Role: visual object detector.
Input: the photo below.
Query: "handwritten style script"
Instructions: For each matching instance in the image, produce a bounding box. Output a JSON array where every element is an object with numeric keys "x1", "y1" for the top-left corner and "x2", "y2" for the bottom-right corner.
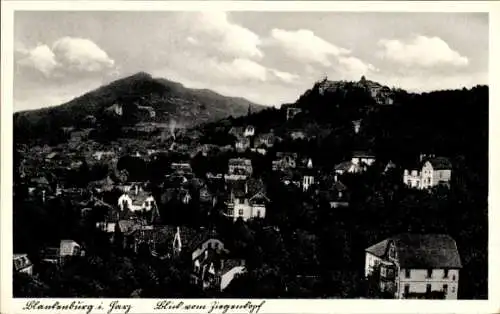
[{"x1": 23, "y1": 300, "x2": 132, "y2": 314}]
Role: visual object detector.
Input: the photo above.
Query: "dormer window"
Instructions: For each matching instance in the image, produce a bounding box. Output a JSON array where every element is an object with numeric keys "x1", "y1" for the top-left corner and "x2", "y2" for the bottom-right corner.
[{"x1": 388, "y1": 242, "x2": 396, "y2": 259}]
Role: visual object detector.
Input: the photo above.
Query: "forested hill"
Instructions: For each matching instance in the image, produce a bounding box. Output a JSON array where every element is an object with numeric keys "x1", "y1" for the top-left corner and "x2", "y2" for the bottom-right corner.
[
  {"x1": 13, "y1": 72, "x2": 263, "y2": 143},
  {"x1": 202, "y1": 77, "x2": 488, "y2": 172}
]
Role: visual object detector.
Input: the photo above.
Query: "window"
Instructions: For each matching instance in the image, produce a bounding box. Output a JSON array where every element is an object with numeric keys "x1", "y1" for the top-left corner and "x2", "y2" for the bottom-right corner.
[
  {"x1": 380, "y1": 267, "x2": 386, "y2": 277},
  {"x1": 452, "y1": 286, "x2": 456, "y2": 293},
  {"x1": 228, "y1": 209, "x2": 234, "y2": 216},
  {"x1": 443, "y1": 284, "x2": 448, "y2": 294},
  {"x1": 388, "y1": 243, "x2": 396, "y2": 259},
  {"x1": 426, "y1": 284, "x2": 431, "y2": 294},
  {"x1": 387, "y1": 268, "x2": 394, "y2": 278},
  {"x1": 427, "y1": 269, "x2": 433, "y2": 278},
  {"x1": 238, "y1": 209, "x2": 244, "y2": 216},
  {"x1": 405, "y1": 269, "x2": 411, "y2": 278},
  {"x1": 257, "y1": 210, "x2": 261, "y2": 217},
  {"x1": 444, "y1": 269, "x2": 449, "y2": 278}
]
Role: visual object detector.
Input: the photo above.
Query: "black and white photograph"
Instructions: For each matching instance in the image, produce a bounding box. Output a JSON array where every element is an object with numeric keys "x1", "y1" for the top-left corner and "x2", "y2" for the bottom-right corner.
[{"x1": 3, "y1": 2, "x2": 496, "y2": 309}]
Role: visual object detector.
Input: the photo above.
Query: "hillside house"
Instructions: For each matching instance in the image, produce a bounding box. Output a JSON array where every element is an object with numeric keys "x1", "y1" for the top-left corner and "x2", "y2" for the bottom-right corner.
[
  {"x1": 421, "y1": 157, "x2": 452, "y2": 189},
  {"x1": 254, "y1": 133, "x2": 277, "y2": 148},
  {"x1": 334, "y1": 151, "x2": 375, "y2": 175},
  {"x1": 228, "y1": 158, "x2": 253, "y2": 176},
  {"x1": 229, "y1": 126, "x2": 244, "y2": 138},
  {"x1": 13, "y1": 254, "x2": 33, "y2": 275},
  {"x1": 118, "y1": 184, "x2": 157, "y2": 212},
  {"x1": 171, "y1": 162, "x2": 193, "y2": 174},
  {"x1": 352, "y1": 151, "x2": 376, "y2": 166},
  {"x1": 224, "y1": 179, "x2": 268, "y2": 221},
  {"x1": 106, "y1": 103, "x2": 123, "y2": 116},
  {"x1": 403, "y1": 157, "x2": 452, "y2": 189},
  {"x1": 300, "y1": 158, "x2": 315, "y2": 191},
  {"x1": 244, "y1": 125, "x2": 255, "y2": 137},
  {"x1": 334, "y1": 161, "x2": 364, "y2": 175},
  {"x1": 289, "y1": 130, "x2": 307, "y2": 140},
  {"x1": 92, "y1": 151, "x2": 116, "y2": 161},
  {"x1": 192, "y1": 251, "x2": 246, "y2": 291},
  {"x1": 272, "y1": 152, "x2": 298, "y2": 171},
  {"x1": 365, "y1": 234, "x2": 462, "y2": 299},
  {"x1": 235, "y1": 137, "x2": 251, "y2": 153},
  {"x1": 41, "y1": 240, "x2": 83, "y2": 265}
]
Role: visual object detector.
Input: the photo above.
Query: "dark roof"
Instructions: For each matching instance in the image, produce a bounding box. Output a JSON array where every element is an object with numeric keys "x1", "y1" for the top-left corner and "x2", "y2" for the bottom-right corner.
[
  {"x1": 427, "y1": 157, "x2": 452, "y2": 170},
  {"x1": 334, "y1": 161, "x2": 352, "y2": 171},
  {"x1": 247, "y1": 178, "x2": 265, "y2": 196},
  {"x1": 366, "y1": 234, "x2": 462, "y2": 269},
  {"x1": 220, "y1": 258, "x2": 246, "y2": 274},
  {"x1": 30, "y1": 176, "x2": 50, "y2": 186}
]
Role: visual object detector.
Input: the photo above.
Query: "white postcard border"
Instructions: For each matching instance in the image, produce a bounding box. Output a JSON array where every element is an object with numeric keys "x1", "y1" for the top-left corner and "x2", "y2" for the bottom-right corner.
[{"x1": 2, "y1": 1, "x2": 499, "y2": 314}]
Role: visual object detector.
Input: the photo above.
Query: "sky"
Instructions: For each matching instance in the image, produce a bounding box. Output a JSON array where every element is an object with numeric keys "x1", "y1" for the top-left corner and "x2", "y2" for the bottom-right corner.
[{"x1": 13, "y1": 11, "x2": 488, "y2": 111}]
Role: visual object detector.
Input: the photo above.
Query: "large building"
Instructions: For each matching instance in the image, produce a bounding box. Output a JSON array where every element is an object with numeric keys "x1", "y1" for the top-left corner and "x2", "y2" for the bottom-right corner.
[
  {"x1": 403, "y1": 156, "x2": 452, "y2": 189},
  {"x1": 365, "y1": 233, "x2": 462, "y2": 299},
  {"x1": 224, "y1": 179, "x2": 268, "y2": 221},
  {"x1": 117, "y1": 184, "x2": 157, "y2": 212}
]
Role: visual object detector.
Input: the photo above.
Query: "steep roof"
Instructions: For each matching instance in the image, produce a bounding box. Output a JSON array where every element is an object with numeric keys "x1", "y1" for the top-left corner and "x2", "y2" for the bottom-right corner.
[
  {"x1": 366, "y1": 234, "x2": 462, "y2": 269},
  {"x1": 427, "y1": 157, "x2": 452, "y2": 170}
]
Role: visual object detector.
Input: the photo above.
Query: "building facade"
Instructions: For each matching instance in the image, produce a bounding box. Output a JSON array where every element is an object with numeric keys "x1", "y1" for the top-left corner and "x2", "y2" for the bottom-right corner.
[
  {"x1": 403, "y1": 157, "x2": 452, "y2": 189},
  {"x1": 365, "y1": 234, "x2": 462, "y2": 299}
]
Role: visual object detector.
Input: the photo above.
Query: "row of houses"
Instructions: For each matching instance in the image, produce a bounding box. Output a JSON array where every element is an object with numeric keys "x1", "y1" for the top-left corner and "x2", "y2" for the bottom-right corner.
[{"x1": 96, "y1": 219, "x2": 246, "y2": 292}]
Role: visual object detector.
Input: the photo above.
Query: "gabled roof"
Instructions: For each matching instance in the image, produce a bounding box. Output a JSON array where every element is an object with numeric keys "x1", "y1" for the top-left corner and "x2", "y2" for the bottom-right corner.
[
  {"x1": 249, "y1": 191, "x2": 270, "y2": 203},
  {"x1": 427, "y1": 157, "x2": 452, "y2": 170},
  {"x1": 366, "y1": 233, "x2": 462, "y2": 269}
]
